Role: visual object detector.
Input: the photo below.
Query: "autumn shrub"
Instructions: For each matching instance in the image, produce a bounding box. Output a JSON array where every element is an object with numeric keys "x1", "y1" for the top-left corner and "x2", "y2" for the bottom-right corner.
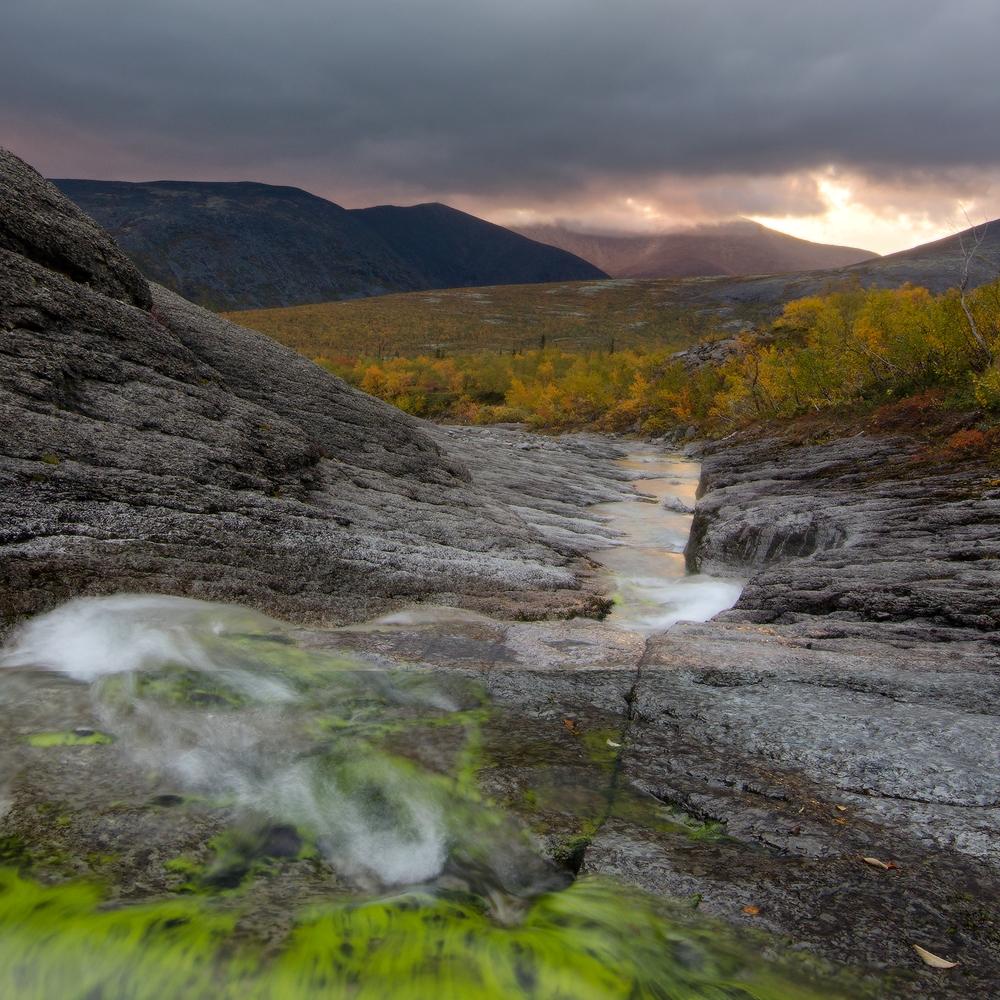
[
  {"x1": 868, "y1": 391, "x2": 947, "y2": 434},
  {"x1": 973, "y1": 366, "x2": 1000, "y2": 413},
  {"x1": 318, "y1": 279, "x2": 1000, "y2": 441},
  {"x1": 935, "y1": 428, "x2": 1000, "y2": 462}
]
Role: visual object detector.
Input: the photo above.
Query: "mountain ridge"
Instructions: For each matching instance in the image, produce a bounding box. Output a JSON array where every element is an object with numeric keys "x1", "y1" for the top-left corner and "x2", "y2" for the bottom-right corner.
[
  {"x1": 515, "y1": 218, "x2": 878, "y2": 279},
  {"x1": 52, "y1": 178, "x2": 606, "y2": 310}
]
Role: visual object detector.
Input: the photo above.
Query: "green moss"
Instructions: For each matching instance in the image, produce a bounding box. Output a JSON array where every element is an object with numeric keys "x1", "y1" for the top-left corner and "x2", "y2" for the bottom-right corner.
[
  {"x1": 136, "y1": 669, "x2": 251, "y2": 709},
  {"x1": 551, "y1": 833, "x2": 591, "y2": 873},
  {"x1": 39, "y1": 452, "x2": 60, "y2": 465},
  {"x1": 0, "y1": 836, "x2": 31, "y2": 870},
  {"x1": 577, "y1": 725, "x2": 624, "y2": 768},
  {"x1": 611, "y1": 787, "x2": 729, "y2": 842},
  {"x1": 0, "y1": 868, "x2": 246, "y2": 997},
  {"x1": 164, "y1": 823, "x2": 308, "y2": 894},
  {"x1": 0, "y1": 868, "x2": 864, "y2": 998},
  {"x1": 26, "y1": 731, "x2": 114, "y2": 748}
]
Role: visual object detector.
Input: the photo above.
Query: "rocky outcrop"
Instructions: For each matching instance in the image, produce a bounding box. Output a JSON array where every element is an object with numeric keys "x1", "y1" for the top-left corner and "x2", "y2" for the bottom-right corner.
[
  {"x1": 303, "y1": 429, "x2": 1000, "y2": 996},
  {"x1": 0, "y1": 150, "x2": 150, "y2": 309},
  {"x1": 689, "y1": 433, "x2": 1000, "y2": 631},
  {"x1": 608, "y1": 431, "x2": 1000, "y2": 995},
  {"x1": 0, "y1": 149, "x2": 628, "y2": 630}
]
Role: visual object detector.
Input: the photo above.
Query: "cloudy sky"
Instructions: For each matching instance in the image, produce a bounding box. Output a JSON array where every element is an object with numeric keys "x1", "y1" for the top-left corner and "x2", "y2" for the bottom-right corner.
[{"x1": 3, "y1": 0, "x2": 999, "y2": 253}]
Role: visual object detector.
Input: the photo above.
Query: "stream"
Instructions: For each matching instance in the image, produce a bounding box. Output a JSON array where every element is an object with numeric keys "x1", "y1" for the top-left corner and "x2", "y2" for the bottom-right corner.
[
  {"x1": 591, "y1": 448, "x2": 743, "y2": 634},
  {"x1": 0, "y1": 450, "x2": 855, "y2": 999}
]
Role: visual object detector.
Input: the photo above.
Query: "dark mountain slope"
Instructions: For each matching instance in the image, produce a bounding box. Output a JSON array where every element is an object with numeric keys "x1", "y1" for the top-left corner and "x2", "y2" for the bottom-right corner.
[
  {"x1": 353, "y1": 203, "x2": 606, "y2": 288},
  {"x1": 516, "y1": 219, "x2": 876, "y2": 279},
  {"x1": 53, "y1": 178, "x2": 425, "y2": 310},
  {"x1": 54, "y1": 180, "x2": 605, "y2": 310},
  {"x1": 2, "y1": 148, "x2": 603, "y2": 628}
]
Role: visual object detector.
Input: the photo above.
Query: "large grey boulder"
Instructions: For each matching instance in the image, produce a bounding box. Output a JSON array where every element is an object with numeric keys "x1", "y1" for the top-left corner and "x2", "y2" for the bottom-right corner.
[
  {"x1": 0, "y1": 149, "x2": 618, "y2": 629},
  {"x1": 0, "y1": 149, "x2": 150, "y2": 309}
]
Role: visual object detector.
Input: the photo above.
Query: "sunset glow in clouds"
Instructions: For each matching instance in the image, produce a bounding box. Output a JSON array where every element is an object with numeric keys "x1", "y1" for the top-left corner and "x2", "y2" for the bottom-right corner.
[{"x1": 3, "y1": 0, "x2": 999, "y2": 254}]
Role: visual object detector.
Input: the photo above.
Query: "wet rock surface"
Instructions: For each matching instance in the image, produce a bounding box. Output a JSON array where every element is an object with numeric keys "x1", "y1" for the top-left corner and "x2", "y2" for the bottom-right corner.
[
  {"x1": 631, "y1": 432, "x2": 999, "y2": 996},
  {"x1": 311, "y1": 596, "x2": 999, "y2": 996},
  {"x1": 299, "y1": 427, "x2": 1000, "y2": 996}
]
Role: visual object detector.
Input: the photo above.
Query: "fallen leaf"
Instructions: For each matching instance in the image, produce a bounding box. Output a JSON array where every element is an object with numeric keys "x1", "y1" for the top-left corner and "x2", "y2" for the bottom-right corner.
[
  {"x1": 562, "y1": 718, "x2": 578, "y2": 735},
  {"x1": 912, "y1": 944, "x2": 959, "y2": 969},
  {"x1": 833, "y1": 818, "x2": 848, "y2": 825},
  {"x1": 862, "y1": 856, "x2": 898, "y2": 871},
  {"x1": 606, "y1": 739, "x2": 621, "y2": 748},
  {"x1": 835, "y1": 805, "x2": 848, "y2": 812},
  {"x1": 742, "y1": 905, "x2": 760, "y2": 916}
]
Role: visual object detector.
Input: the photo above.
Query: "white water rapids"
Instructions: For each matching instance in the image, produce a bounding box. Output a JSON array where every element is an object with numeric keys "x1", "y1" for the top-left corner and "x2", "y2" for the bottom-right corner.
[{"x1": 590, "y1": 449, "x2": 743, "y2": 633}]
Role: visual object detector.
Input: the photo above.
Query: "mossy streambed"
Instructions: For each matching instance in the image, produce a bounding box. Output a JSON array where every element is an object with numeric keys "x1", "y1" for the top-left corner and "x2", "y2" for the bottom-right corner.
[{"x1": 0, "y1": 595, "x2": 865, "y2": 998}]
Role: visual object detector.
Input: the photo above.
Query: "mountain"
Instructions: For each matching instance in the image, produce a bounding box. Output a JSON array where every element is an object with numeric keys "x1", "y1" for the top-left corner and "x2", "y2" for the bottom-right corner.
[
  {"x1": 515, "y1": 219, "x2": 877, "y2": 279},
  {"x1": 673, "y1": 217, "x2": 1000, "y2": 321},
  {"x1": 52, "y1": 179, "x2": 606, "y2": 311},
  {"x1": 826, "y1": 220, "x2": 1000, "y2": 293},
  {"x1": 2, "y1": 148, "x2": 601, "y2": 626},
  {"x1": 52, "y1": 179, "x2": 422, "y2": 310},
  {"x1": 354, "y1": 203, "x2": 605, "y2": 289}
]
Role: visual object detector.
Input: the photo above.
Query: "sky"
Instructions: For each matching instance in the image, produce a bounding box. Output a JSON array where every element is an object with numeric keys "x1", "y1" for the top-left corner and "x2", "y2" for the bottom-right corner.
[{"x1": 3, "y1": 0, "x2": 1000, "y2": 255}]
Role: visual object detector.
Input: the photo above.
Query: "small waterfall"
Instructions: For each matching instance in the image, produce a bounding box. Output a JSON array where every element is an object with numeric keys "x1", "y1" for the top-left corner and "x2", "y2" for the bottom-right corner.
[{"x1": 590, "y1": 450, "x2": 744, "y2": 633}]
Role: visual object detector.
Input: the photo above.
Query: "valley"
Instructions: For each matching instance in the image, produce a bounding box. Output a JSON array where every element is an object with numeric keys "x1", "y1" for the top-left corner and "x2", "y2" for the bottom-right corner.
[{"x1": 2, "y1": 147, "x2": 999, "y2": 998}]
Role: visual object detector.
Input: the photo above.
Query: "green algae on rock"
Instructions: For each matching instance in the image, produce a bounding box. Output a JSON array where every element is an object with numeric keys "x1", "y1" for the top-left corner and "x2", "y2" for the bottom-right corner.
[
  {"x1": 0, "y1": 869, "x2": 861, "y2": 1000},
  {"x1": 0, "y1": 595, "x2": 871, "y2": 999},
  {"x1": 26, "y1": 731, "x2": 114, "y2": 747}
]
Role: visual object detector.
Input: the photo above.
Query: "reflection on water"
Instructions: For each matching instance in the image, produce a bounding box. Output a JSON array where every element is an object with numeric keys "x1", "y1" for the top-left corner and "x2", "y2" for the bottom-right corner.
[{"x1": 592, "y1": 450, "x2": 743, "y2": 633}]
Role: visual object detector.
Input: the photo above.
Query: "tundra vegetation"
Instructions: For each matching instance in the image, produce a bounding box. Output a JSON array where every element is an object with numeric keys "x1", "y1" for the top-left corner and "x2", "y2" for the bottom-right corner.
[{"x1": 236, "y1": 280, "x2": 1000, "y2": 456}]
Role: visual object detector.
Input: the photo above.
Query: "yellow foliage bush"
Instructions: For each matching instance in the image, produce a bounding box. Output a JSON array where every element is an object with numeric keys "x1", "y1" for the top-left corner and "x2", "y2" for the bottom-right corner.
[{"x1": 320, "y1": 279, "x2": 1000, "y2": 438}]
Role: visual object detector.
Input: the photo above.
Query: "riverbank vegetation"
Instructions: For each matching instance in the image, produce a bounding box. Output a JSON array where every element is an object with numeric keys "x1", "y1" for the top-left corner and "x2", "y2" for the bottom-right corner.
[
  {"x1": 233, "y1": 275, "x2": 1000, "y2": 459},
  {"x1": 313, "y1": 281, "x2": 999, "y2": 441}
]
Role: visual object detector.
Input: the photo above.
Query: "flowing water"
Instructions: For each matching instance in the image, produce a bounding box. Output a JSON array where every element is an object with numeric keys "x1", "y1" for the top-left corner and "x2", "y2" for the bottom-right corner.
[
  {"x1": 0, "y1": 452, "x2": 858, "y2": 999},
  {"x1": 591, "y1": 449, "x2": 744, "y2": 633}
]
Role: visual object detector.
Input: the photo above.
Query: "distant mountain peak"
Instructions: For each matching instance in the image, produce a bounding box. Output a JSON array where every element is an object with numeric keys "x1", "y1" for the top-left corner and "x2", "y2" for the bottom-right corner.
[{"x1": 514, "y1": 220, "x2": 877, "y2": 279}]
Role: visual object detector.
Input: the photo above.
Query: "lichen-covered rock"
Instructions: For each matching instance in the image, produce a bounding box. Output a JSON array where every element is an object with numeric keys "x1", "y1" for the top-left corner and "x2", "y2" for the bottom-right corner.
[
  {"x1": 0, "y1": 149, "x2": 151, "y2": 309},
  {"x1": 0, "y1": 150, "x2": 625, "y2": 630}
]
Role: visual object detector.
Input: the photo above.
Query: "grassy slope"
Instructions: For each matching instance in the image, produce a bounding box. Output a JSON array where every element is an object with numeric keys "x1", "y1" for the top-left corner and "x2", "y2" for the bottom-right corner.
[{"x1": 223, "y1": 279, "x2": 738, "y2": 361}]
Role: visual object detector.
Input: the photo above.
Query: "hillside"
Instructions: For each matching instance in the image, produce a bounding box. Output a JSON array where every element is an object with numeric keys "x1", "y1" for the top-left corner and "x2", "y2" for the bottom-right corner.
[
  {"x1": 680, "y1": 217, "x2": 1000, "y2": 320},
  {"x1": 52, "y1": 179, "x2": 422, "y2": 310},
  {"x1": 355, "y1": 203, "x2": 606, "y2": 288},
  {"x1": 53, "y1": 179, "x2": 605, "y2": 310},
  {"x1": 224, "y1": 278, "x2": 716, "y2": 361},
  {"x1": 516, "y1": 219, "x2": 876, "y2": 278}
]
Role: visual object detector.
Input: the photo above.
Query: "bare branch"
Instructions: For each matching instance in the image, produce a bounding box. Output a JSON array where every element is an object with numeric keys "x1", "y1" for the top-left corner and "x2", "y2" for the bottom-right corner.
[{"x1": 956, "y1": 206, "x2": 991, "y2": 362}]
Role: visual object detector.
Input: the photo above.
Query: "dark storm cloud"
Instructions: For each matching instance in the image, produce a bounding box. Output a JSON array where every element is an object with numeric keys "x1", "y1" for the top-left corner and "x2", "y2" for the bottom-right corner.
[{"x1": 2, "y1": 0, "x2": 999, "y2": 207}]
